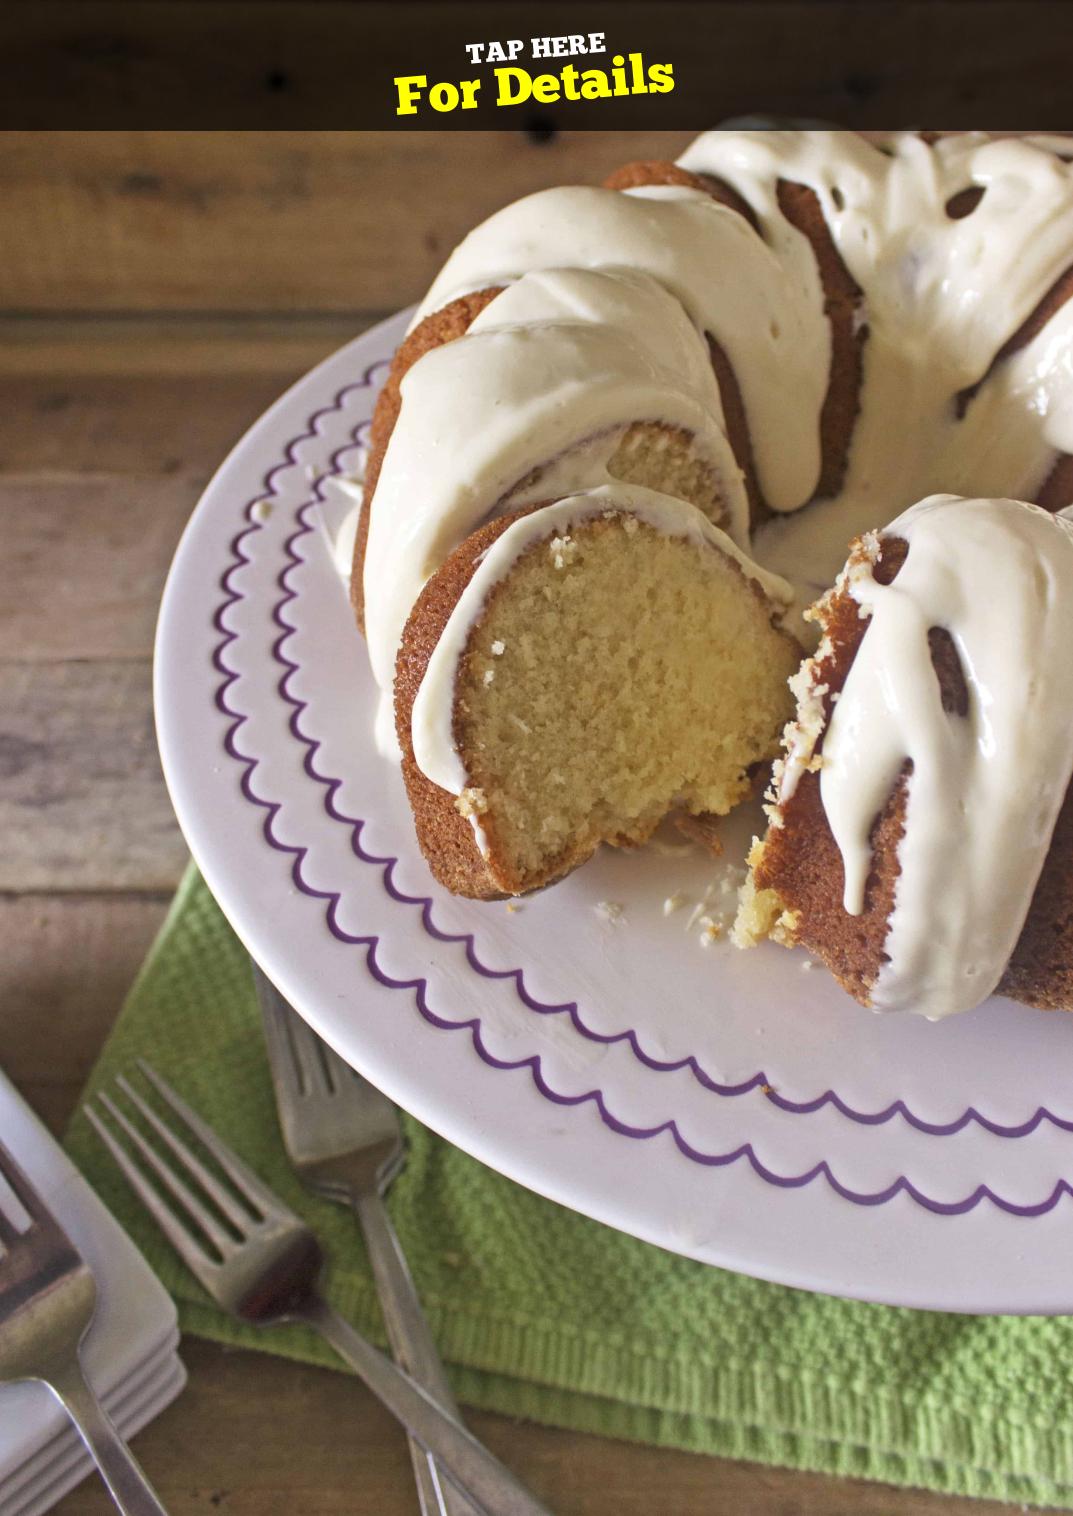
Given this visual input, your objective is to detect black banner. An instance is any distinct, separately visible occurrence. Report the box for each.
[1,1,1070,130]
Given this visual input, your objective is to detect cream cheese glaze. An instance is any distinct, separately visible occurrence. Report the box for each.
[810,495,1073,1020]
[679,131,1073,607]
[411,185,828,513]
[409,485,793,823]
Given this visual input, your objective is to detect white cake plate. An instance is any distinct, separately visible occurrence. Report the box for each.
[156,309,1073,1314]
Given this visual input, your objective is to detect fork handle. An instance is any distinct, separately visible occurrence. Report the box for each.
[296,1293,552,1516]
[354,1190,481,1516]
[45,1354,169,1516]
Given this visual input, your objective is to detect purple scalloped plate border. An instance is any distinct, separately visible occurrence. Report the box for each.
[208,349,1073,1222]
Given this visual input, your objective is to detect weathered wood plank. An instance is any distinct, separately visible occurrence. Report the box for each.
[0,338,356,479]
[0,893,167,1132]
[0,314,366,379]
[0,130,693,312]
[0,328,369,656]
[3,475,198,661]
[1,660,186,892]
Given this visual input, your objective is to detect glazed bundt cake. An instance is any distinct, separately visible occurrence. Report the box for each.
[736,495,1073,1019]
[395,486,800,898]
[347,129,1073,971]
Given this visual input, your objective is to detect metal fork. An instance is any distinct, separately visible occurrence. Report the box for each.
[85,1063,551,1516]
[0,1139,167,1516]
[253,962,478,1516]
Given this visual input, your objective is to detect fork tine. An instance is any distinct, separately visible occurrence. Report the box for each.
[83,1103,224,1289]
[254,962,335,1099]
[0,1138,59,1237]
[92,1090,238,1262]
[115,1074,257,1234]
[318,1034,363,1097]
[287,1013,335,1097]
[0,1206,20,1249]
[0,1165,32,1249]
[137,1061,295,1220]
[255,968,306,1103]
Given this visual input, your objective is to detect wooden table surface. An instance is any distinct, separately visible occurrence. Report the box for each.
[0,131,1028,1515]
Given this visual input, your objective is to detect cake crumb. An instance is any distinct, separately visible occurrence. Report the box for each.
[506,901,521,914]
[491,639,506,656]
[697,915,723,947]
[549,534,579,569]
[596,900,624,925]
[772,907,802,946]
[800,958,814,972]
[760,1083,774,1096]
[251,499,273,522]
[455,787,488,819]
[647,836,695,858]
[662,891,688,917]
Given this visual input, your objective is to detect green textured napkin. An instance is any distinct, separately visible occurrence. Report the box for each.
[65,866,1073,1508]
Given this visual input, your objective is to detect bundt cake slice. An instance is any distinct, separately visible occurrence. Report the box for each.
[736,494,1073,1019]
[395,486,801,898]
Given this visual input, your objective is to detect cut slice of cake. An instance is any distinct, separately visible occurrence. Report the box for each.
[736,494,1073,1019]
[395,485,801,898]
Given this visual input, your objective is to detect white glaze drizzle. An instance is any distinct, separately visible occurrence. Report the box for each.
[363,265,750,746]
[677,131,1073,611]
[409,484,792,852]
[814,494,1073,1019]
[413,184,828,512]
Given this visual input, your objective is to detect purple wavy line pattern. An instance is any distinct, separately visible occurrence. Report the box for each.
[209,347,1073,1219]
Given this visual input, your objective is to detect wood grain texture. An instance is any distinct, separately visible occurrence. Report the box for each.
[5,475,201,662]
[0,314,362,378]
[0,131,693,313]
[0,660,187,892]
[0,321,356,891]
[0,894,168,1132]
